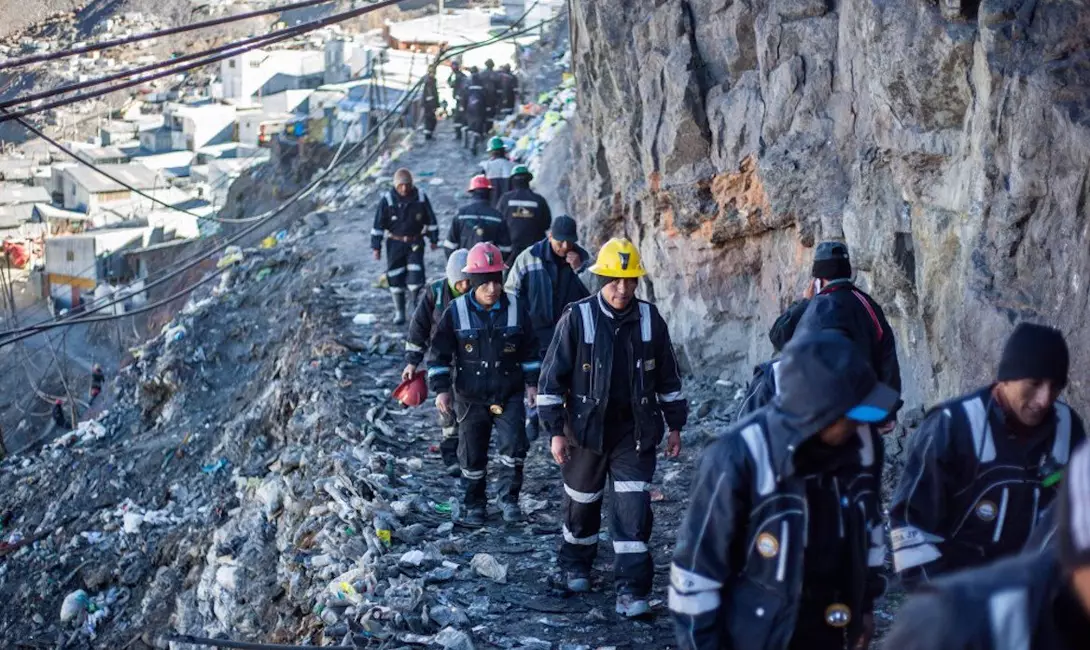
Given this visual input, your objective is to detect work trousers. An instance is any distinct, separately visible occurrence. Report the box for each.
[423,107,438,137]
[437,408,459,467]
[386,239,425,295]
[559,425,656,597]
[456,396,527,509]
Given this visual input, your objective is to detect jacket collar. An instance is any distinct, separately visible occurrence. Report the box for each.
[468,292,503,313]
[596,293,640,323]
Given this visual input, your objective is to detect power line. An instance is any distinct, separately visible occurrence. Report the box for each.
[0,0,346,72]
[0,0,404,123]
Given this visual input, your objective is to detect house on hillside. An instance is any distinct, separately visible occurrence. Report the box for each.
[57,164,160,213]
[163,102,238,151]
[44,225,155,309]
[219,49,325,102]
[0,184,52,236]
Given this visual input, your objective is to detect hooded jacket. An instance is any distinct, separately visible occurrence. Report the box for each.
[669,410,887,650]
[537,294,687,453]
[735,360,782,421]
[442,197,511,258]
[889,386,1084,589]
[405,279,459,367]
[883,550,1084,650]
[797,279,902,419]
[497,185,552,257]
[426,292,540,404]
[370,187,439,249]
[504,238,590,353]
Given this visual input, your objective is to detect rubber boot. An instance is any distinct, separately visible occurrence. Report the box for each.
[392,292,407,325]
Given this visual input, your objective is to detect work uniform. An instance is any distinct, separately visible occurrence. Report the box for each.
[497,186,551,260]
[442,199,511,259]
[448,69,468,135]
[797,279,902,419]
[464,81,488,146]
[479,67,499,129]
[421,75,439,139]
[505,238,591,355]
[539,294,688,598]
[371,187,439,298]
[480,157,516,208]
[889,387,1084,589]
[669,411,887,649]
[427,293,540,510]
[735,360,781,421]
[406,278,462,467]
[499,69,519,115]
[884,550,1089,650]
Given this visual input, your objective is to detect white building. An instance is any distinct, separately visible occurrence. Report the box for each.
[45,225,154,308]
[163,102,238,151]
[258,89,313,115]
[58,164,164,214]
[219,48,325,102]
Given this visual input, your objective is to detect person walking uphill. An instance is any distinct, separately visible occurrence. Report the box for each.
[797,241,902,428]
[427,242,540,526]
[670,332,895,650]
[884,439,1090,650]
[371,168,439,324]
[538,238,688,618]
[480,137,516,207]
[735,298,810,420]
[497,164,551,262]
[442,175,511,259]
[889,322,1085,590]
[404,248,472,477]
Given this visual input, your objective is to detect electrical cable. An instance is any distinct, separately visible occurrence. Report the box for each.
[0,0,349,72]
[0,0,405,124]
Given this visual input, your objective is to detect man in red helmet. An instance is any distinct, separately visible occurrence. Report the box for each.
[442,175,511,260]
[427,242,540,526]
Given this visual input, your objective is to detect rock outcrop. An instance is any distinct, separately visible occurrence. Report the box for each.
[567,0,1090,409]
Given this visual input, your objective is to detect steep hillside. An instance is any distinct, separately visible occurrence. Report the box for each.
[566,0,1090,410]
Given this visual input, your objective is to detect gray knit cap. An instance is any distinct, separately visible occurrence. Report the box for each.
[446,249,470,283]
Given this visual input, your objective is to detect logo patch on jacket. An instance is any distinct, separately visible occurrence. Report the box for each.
[464,343,474,353]
[975,500,997,521]
[644,358,656,371]
[503,343,516,354]
[513,207,533,218]
[756,532,779,558]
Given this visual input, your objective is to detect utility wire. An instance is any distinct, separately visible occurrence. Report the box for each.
[0,0,347,72]
[0,0,404,123]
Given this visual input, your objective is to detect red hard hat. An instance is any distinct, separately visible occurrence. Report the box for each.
[393,372,428,408]
[463,242,507,274]
[468,175,491,191]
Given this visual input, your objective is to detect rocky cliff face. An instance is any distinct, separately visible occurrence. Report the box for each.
[566,0,1090,409]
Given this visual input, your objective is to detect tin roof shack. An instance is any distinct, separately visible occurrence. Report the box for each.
[70,145,130,165]
[58,164,164,215]
[164,102,239,152]
[0,158,38,182]
[0,184,52,237]
[35,204,93,235]
[219,48,325,102]
[99,121,138,146]
[237,110,295,147]
[44,225,153,309]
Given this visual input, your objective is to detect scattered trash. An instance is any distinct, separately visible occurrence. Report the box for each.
[470,553,508,584]
[201,458,228,474]
[353,313,378,325]
[60,590,89,622]
[218,246,244,268]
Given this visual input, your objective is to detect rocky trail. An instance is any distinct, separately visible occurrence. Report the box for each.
[0,115,741,650]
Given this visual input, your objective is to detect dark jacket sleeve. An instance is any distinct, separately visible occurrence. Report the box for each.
[538,306,576,437]
[653,308,688,431]
[426,307,457,395]
[670,438,746,649]
[538,195,552,238]
[889,408,953,591]
[734,365,772,421]
[496,213,513,256]
[405,287,438,366]
[442,216,459,258]
[874,302,903,418]
[371,195,388,250]
[423,194,439,245]
[881,589,968,650]
[517,300,541,387]
[864,427,888,612]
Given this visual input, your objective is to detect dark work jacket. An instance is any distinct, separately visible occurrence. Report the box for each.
[478,68,499,113]
[883,550,1084,650]
[422,76,439,110]
[497,186,552,258]
[370,187,439,249]
[499,70,518,110]
[735,360,782,421]
[448,70,467,103]
[889,386,1084,590]
[504,238,590,355]
[442,198,511,258]
[669,410,887,650]
[464,83,487,125]
[426,292,540,404]
[404,279,458,366]
[797,279,902,419]
[538,294,687,453]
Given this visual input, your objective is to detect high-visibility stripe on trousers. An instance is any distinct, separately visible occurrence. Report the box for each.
[558,423,656,597]
[456,397,528,509]
[386,239,426,292]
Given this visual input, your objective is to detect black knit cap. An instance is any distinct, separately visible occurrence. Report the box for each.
[469,272,504,288]
[996,322,1069,388]
[769,299,810,352]
[812,241,852,280]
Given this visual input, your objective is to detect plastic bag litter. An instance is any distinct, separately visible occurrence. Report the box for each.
[60,590,89,622]
[469,553,507,584]
[217,245,244,268]
[352,313,377,325]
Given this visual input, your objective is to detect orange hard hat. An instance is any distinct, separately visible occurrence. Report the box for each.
[393,371,428,408]
[468,174,491,191]
[463,242,507,274]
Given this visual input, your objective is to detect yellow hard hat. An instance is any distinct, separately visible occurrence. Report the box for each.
[589,238,646,278]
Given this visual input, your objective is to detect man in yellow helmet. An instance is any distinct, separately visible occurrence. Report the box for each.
[538,237,688,618]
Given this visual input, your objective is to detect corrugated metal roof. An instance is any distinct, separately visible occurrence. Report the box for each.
[0,184,51,205]
[64,164,160,193]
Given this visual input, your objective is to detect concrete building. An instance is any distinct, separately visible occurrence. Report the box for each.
[99,121,138,145]
[163,102,238,152]
[44,225,154,308]
[237,110,295,147]
[219,49,325,101]
[71,145,130,165]
[57,164,160,213]
[324,38,372,84]
[139,127,174,153]
[258,89,313,115]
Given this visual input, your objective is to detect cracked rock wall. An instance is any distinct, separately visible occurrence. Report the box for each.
[567,0,1090,409]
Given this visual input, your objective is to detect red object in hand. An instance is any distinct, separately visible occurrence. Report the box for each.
[393,371,428,407]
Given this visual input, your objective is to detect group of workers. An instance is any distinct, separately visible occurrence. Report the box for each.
[442,59,520,153]
[371,161,1090,647]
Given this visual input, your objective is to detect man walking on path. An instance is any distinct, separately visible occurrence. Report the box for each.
[538,237,687,618]
[442,175,511,260]
[371,168,439,324]
[497,164,551,262]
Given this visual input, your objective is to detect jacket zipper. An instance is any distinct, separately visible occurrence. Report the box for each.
[833,477,845,539]
[992,486,1010,544]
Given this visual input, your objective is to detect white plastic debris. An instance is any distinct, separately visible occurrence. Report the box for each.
[122,512,144,534]
[59,590,89,622]
[435,626,476,650]
[352,313,377,325]
[469,553,507,584]
[399,550,426,566]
